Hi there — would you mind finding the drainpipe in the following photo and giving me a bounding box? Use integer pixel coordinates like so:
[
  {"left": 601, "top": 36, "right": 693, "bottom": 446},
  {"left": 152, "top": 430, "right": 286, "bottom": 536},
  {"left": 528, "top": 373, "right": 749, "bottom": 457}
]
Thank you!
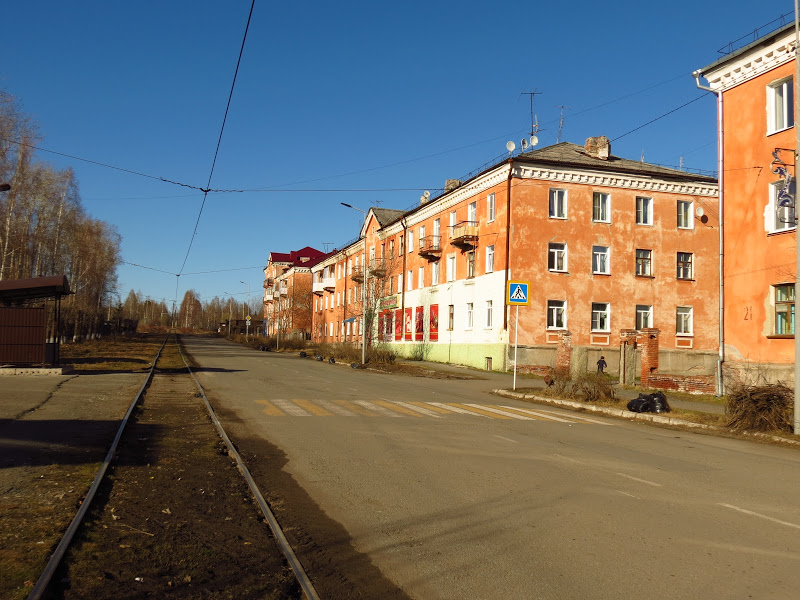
[
  {"left": 400, "top": 217, "right": 408, "bottom": 344},
  {"left": 503, "top": 158, "right": 514, "bottom": 371},
  {"left": 693, "top": 70, "right": 725, "bottom": 396}
]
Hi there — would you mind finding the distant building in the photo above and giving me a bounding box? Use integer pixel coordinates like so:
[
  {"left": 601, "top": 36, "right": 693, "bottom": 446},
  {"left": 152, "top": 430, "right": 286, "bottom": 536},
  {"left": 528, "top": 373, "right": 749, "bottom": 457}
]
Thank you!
[{"left": 694, "top": 22, "right": 796, "bottom": 387}]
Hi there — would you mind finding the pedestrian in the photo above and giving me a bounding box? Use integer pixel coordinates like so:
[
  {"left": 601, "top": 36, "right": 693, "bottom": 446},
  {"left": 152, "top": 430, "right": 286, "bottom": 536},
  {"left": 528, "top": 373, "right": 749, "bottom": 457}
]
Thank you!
[{"left": 596, "top": 355, "right": 607, "bottom": 374}]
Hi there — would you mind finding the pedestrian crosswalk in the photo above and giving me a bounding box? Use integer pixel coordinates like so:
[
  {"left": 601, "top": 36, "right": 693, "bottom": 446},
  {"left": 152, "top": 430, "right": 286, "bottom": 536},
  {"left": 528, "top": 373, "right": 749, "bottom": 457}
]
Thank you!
[{"left": 253, "top": 398, "right": 609, "bottom": 424}]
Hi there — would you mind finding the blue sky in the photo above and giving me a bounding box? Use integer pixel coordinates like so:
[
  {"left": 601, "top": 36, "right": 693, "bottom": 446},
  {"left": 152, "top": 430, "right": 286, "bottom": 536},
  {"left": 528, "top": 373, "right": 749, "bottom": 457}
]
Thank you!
[{"left": 0, "top": 1, "right": 790, "bottom": 310}]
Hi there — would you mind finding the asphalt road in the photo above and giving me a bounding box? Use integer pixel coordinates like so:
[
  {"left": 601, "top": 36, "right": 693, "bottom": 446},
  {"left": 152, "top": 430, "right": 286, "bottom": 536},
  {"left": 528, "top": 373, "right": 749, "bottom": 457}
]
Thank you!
[{"left": 184, "top": 336, "right": 800, "bottom": 600}]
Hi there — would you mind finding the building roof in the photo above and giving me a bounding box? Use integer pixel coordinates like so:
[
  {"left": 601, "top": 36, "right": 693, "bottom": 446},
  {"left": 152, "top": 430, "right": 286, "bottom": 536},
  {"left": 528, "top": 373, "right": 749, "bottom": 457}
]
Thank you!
[
  {"left": 516, "top": 142, "right": 717, "bottom": 183},
  {"left": 371, "top": 208, "right": 406, "bottom": 227},
  {"left": 268, "top": 246, "right": 329, "bottom": 268},
  {"left": 0, "top": 275, "right": 72, "bottom": 304},
  {"left": 697, "top": 22, "right": 793, "bottom": 76}
]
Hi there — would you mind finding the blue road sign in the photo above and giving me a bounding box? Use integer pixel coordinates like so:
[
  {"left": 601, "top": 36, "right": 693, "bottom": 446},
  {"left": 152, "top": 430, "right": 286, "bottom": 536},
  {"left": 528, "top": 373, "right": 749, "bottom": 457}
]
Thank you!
[{"left": 507, "top": 280, "right": 530, "bottom": 305}]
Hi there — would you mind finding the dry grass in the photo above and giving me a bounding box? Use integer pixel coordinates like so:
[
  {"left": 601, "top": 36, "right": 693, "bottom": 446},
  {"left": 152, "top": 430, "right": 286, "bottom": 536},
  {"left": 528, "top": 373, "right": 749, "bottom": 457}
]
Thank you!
[
  {"left": 60, "top": 334, "right": 165, "bottom": 373},
  {"left": 726, "top": 383, "right": 794, "bottom": 433}
]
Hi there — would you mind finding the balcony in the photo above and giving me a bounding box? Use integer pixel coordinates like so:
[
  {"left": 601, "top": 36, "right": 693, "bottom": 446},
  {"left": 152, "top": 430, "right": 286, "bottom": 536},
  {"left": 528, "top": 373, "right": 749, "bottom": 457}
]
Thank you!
[
  {"left": 312, "top": 281, "right": 325, "bottom": 296},
  {"left": 351, "top": 265, "right": 365, "bottom": 283},
  {"left": 264, "top": 291, "right": 274, "bottom": 302},
  {"left": 323, "top": 276, "right": 336, "bottom": 291},
  {"left": 277, "top": 285, "right": 288, "bottom": 296},
  {"left": 263, "top": 277, "right": 274, "bottom": 288},
  {"left": 418, "top": 235, "right": 442, "bottom": 260},
  {"left": 369, "top": 258, "right": 387, "bottom": 277},
  {"left": 451, "top": 221, "right": 479, "bottom": 248}
]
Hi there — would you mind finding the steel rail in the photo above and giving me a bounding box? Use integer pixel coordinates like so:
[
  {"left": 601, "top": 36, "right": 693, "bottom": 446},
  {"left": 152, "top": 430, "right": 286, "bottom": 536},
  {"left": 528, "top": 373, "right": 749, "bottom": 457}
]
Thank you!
[
  {"left": 27, "top": 333, "right": 172, "bottom": 600},
  {"left": 176, "top": 336, "right": 321, "bottom": 600}
]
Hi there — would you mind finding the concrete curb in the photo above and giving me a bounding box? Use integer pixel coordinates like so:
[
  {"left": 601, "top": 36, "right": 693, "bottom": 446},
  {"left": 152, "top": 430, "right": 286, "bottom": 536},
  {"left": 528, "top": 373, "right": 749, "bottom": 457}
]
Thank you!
[
  {"left": 0, "top": 366, "right": 74, "bottom": 376},
  {"left": 492, "top": 388, "right": 800, "bottom": 447}
]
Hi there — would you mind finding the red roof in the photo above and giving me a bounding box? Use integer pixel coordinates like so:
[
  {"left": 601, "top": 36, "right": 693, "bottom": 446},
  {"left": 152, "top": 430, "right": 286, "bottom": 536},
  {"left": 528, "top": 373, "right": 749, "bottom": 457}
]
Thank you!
[{"left": 268, "top": 246, "right": 329, "bottom": 268}]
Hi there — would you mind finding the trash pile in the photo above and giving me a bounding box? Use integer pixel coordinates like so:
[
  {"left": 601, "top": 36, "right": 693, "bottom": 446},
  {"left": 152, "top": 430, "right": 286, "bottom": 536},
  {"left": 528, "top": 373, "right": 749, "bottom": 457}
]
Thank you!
[
  {"left": 627, "top": 391, "right": 670, "bottom": 414},
  {"left": 726, "top": 383, "right": 792, "bottom": 432}
]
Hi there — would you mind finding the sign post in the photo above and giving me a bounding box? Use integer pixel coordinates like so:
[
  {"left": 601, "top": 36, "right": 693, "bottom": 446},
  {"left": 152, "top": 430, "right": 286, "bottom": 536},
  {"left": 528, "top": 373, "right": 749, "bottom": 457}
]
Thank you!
[
  {"left": 506, "top": 281, "right": 530, "bottom": 390},
  {"left": 246, "top": 315, "right": 251, "bottom": 339}
]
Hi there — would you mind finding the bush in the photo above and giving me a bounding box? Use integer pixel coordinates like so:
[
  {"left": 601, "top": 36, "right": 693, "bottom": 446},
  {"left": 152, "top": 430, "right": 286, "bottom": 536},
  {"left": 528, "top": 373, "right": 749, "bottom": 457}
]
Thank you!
[
  {"left": 726, "top": 383, "right": 793, "bottom": 432},
  {"left": 309, "top": 342, "right": 396, "bottom": 365},
  {"left": 572, "top": 373, "right": 616, "bottom": 402}
]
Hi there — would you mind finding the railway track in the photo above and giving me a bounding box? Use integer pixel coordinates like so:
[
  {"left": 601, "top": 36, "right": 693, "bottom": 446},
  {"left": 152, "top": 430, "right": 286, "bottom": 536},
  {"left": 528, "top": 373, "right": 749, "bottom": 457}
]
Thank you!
[{"left": 27, "top": 333, "right": 319, "bottom": 600}]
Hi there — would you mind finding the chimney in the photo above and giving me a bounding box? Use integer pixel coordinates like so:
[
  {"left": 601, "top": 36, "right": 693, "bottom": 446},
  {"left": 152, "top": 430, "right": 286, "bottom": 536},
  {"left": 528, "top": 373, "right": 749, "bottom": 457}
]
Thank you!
[
  {"left": 585, "top": 136, "right": 611, "bottom": 160},
  {"left": 444, "top": 179, "right": 462, "bottom": 193}
]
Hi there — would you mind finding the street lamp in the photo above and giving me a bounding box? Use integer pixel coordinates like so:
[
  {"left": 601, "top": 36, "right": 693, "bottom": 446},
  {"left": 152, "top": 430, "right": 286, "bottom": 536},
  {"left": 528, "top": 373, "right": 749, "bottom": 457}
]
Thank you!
[
  {"left": 341, "top": 202, "right": 368, "bottom": 365},
  {"left": 240, "top": 281, "right": 251, "bottom": 338}
]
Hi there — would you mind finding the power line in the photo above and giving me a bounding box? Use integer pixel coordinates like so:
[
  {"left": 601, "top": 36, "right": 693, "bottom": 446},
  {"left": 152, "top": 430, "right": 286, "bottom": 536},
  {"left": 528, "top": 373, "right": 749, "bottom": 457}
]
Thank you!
[
  {"left": 178, "top": 0, "right": 256, "bottom": 276},
  {"left": 611, "top": 95, "right": 709, "bottom": 142}
]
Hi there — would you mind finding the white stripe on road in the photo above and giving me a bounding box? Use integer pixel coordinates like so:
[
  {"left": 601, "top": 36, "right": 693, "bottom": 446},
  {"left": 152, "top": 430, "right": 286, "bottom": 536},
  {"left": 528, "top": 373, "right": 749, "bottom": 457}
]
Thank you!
[
  {"left": 498, "top": 406, "right": 575, "bottom": 423},
  {"left": 428, "top": 402, "right": 490, "bottom": 417},
  {"left": 494, "top": 435, "right": 519, "bottom": 443},
  {"left": 616, "top": 473, "right": 662, "bottom": 487},
  {"left": 271, "top": 399, "right": 311, "bottom": 416},
  {"left": 315, "top": 398, "right": 357, "bottom": 416},
  {"left": 353, "top": 400, "right": 402, "bottom": 417},
  {"left": 719, "top": 503, "right": 800, "bottom": 531},
  {"left": 504, "top": 406, "right": 611, "bottom": 425},
  {"left": 465, "top": 404, "right": 534, "bottom": 420},
  {"left": 391, "top": 401, "right": 442, "bottom": 417}
]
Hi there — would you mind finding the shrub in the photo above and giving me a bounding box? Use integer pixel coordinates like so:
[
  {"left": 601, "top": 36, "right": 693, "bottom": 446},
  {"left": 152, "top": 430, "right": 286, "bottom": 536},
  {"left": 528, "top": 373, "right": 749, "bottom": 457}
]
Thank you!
[
  {"left": 572, "top": 373, "right": 616, "bottom": 402},
  {"left": 726, "top": 383, "right": 793, "bottom": 432}
]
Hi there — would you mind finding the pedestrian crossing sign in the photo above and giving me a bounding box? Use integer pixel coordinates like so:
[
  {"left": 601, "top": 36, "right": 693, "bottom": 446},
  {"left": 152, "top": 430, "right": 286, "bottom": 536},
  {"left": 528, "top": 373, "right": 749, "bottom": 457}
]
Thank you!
[{"left": 506, "top": 280, "right": 530, "bottom": 305}]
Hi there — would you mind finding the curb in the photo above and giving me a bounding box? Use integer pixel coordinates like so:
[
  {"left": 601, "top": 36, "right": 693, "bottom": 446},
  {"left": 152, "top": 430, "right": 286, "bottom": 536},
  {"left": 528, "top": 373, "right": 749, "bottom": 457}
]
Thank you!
[
  {"left": 0, "top": 366, "right": 74, "bottom": 376},
  {"left": 492, "top": 388, "right": 800, "bottom": 447}
]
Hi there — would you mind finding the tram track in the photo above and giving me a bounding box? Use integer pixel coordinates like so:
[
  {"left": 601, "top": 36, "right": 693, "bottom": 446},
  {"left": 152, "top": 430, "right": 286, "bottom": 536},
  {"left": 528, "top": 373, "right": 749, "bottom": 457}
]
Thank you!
[{"left": 26, "top": 333, "right": 318, "bottom": 600}]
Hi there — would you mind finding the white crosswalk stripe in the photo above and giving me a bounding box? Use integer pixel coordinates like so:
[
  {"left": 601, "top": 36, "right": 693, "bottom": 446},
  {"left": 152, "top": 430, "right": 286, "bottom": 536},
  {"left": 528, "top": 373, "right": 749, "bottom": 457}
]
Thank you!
[
  {"left": 391, "top": 401, "right": 443, "bottom": 417},
  {"left": 353, "top": 399, "right": 402, "bottom": 417},
  {"left": 500, "top": 405, "right": 575, "bottom": 423},
  {"left": 271, "top": 398, "right": 312, "bottom": 416},
  {"left": 315, "top": 398, "right": 358, "bottom": 416},
  {"left": 428, "top": 402, "right": 490, "bottom": 417},
  {"left": 464, "top": 404, "right": 534, "bottom": 420},
  {"left": 504, "top": 406, "right": 611, "bottom": 425}
]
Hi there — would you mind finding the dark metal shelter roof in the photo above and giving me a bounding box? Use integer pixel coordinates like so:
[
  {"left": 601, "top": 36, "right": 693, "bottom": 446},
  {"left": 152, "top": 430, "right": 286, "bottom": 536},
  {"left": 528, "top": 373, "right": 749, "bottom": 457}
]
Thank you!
[{"left": 0, "top": 276, "right": 72, "bottom": 305}]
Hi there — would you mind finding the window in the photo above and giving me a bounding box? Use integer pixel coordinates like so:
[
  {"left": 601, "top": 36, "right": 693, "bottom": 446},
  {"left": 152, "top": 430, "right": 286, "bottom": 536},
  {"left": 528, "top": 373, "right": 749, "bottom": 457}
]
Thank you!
[
  {"left": 468, "top": 201, "right": 477, "bottom": 224},
  {"left": 419, "top": 226, "right": 425, "bottom": 248},
  {"left": 466, "top": 302, "right": 474, "bottom": 329},
  {"left": 399, "top": 236, "right": 404, "bottom": 254},
  {"left": 418, "top": 266, "right": 424, "bottom": 289},
  {"left": 449, "top": 210, "right": 457, "bottom": 236},
  {"left": 446, "top": 254, "right": 456, "bottom": 281},
  {"left": 485, "top": 300, "right": 493, "bottom": 328},
  {"left": 487, "top": 193, "right": 496, "bottom": 222},
  {"left": 398, "top": 273, "right": 403, "bottom": 291},
  {"left": 433, "top": 218, "right": 441, "bottom": 238},
  {"left": 448, "top": 305, "right": 454, "bottom": 330},
  {"left": 593, "top": 192, "right": 610, "bottom": 222},
  {"left": 466, "top": 251, "right": 475, "bottom": 278},
  {"left": 408, "top": 230, "right": 414, "bottom": 253},
  {"left": 636, "top": 249, "right": 652, "bottom": 276},
  {"left": 775, "top": 284, "right": 795, "bottom": 335},
  {"left": 407, "top": 270, "right": 413, "bottom": 291},
  {"left": 388, "top": 276, "right": 394, "bottom": 295},
  {"left": 548, "top": 243, "right": 567, "bottom": 272},
  {"left": 591, "top": 302, "right": 610, "bottom": 332},
  {"left": 486, "top": 245, "right": 495, "bottom": 273},
  {"left": 677, "top": 200, "right": 693, "bottom": 229},
  {"left": 770, "top": 179, "right": 797, "bottom": 232},
  {"left": 549, "top": 188, "right": 567, "bottom": 219},
  {"left": 636, "top": 196, "right": 653, "bottom": 225},
  {"left": 324, "top": 296, "right": 328, "bottom": 309},
  {"left": 768, "top": 77, "right": 794, "bottom": 133},
  {"left": 677, "top": 252, "right": 693, "bottom": 280},
  {"left": 389, "top": 239, "right": 395, "bottom": 258},
  {"left": 676, "top": 306, "right": 693, "bottom": 335},
  {"left": 636, "top": 304, "right": 652, "bottom": 329},
  {"left": 547, "top": 300, "right": 566, "bottom": 329},
  {"left": 592, "top": 245, "right": 610, "bottom": 274},
  {"left": 431, "top": 261, "right": 440, "bottom": 284}
]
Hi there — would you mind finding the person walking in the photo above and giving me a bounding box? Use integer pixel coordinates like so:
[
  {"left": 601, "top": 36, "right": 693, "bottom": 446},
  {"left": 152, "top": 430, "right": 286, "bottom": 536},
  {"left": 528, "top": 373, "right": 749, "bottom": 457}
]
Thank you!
[{"left": 596, "top": 356, "right": 607, "bottom": 374}]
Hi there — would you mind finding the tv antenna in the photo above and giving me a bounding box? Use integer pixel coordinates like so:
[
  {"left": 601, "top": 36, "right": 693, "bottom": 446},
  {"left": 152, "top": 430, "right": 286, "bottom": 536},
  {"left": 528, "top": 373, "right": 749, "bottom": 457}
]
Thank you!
[
  {"left": 555, "top": 105, "right": 570, "bottom": 143},
  {"left": 322, "top": 242, "right": 334, "bottom": 252},
  {"left": 521, "top": 90, "right": 544, "bottom": 136}
]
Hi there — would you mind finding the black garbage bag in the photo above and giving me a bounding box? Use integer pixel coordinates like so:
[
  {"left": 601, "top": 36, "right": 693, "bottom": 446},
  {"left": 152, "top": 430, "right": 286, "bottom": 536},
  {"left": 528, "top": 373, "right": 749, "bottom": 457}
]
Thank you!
[{"left": 627, "top": 391, "right": 670, "bottom": 414}]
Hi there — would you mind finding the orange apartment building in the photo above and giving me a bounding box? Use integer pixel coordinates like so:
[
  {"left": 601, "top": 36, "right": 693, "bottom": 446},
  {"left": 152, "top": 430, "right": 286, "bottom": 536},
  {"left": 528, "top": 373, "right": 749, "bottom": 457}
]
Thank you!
[
  {"left": 695, "top": 22, "right": 796, "bottom": 386},
  {"left": 263, "top": 246, "right": 328, "bottom": 340},
  {"left": 308, "top": 138, "right": 719, "bottom": 380}
]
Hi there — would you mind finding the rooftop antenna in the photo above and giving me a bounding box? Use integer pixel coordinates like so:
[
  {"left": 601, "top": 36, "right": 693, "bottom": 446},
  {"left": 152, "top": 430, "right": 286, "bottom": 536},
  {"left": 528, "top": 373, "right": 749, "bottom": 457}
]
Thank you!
[
  {"left": 679, "top": 155, "right": 684, "bottom": 171},
  {"left": 506, "top": 140, "right": 516, "bottom": 156},
  {"left": 322, "top": 242, "right": 334, "bottom": 252},
  {"left": 555, "top": 105, "right": 570, "bottom": 143},
  {"left": 641, "top": 150, "right": 645, "bottom": 163},
  {"left": 521, "top": 90, "right": 544, "bottom": 137}
]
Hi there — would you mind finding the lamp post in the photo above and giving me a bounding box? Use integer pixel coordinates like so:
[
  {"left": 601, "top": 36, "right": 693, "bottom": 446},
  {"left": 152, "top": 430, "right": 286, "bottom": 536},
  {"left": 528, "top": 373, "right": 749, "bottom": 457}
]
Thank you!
[
  {"left": 341, "top": 202, "right": 368, "bottom": 365},
  {"left": 794, "top": 0, "right": 800, "bottom": 434},
  {"left": 240, "top": 280, "right": 251, "bottom": 339}
]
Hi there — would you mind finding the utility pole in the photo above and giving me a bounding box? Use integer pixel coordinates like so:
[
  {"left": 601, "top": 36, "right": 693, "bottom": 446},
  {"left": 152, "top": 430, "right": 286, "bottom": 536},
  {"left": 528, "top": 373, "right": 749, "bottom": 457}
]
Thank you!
[
  {"left": 342, "top": 202, "right": 369, "bottom": 365},
  {"left": 794, "top": 0, "right": 800, "bottom": 435}
]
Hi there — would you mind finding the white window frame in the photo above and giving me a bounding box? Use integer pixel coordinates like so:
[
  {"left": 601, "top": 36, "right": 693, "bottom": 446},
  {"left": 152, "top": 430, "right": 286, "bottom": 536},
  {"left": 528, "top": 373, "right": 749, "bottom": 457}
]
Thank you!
[
  {"left": 487, "top": 193, "right": 496, "bottom": 222},
  {"left": 769, "top": 179, "right": 797, "bottom": 232},
  {"left": 677, "top": 200, "right": 693, "bottom": 229},
  {"left": 407, "top": 270, "right": 413, "bottom": 291},
  {"left": 448, "top": 304, "right": 454, "bottom": 330},
  {"left": 768, "top": 76, "right": 794, "bottom": 134},
  {"left": 433, "top": 218, "right": 441, "bottom": 238},
  {"left": 465, "top": 302, "right": 474, "bottom": 329},
  {"left": 547, "top": 300, "right": 566, "bottom": 329},
  {"left": 636, "top": 196, "right": 653, "bottom": 225},
  {"left": 592, "top": 192, "right": 610, "bottom": 223},
  {"left": 485, "top": 300, "right": 493, "bottom": 328},
  {"left": 449, "top": 210, "right": 457, "bottom": 236},
  {"left": 431, "top": 260, "right": 440, "bottom": 285},
  {"left": 775, "top": 284, "right": 795, "bottom": 335},
  {"left": 636, "top": 249, "right": 653, "bottom": 277},
  {"left": 591, "top": 302, "right": 610, "bottom": 332},
  {"left": 677, "top": 252, "right": 693, "bottom": 280},
  {"left": 468, "top": 201, "right": 477, "bottom": 224},
  {"left": 486, "top": 245, "right": 495, "bottom": 273},
  {"left": 408, "top": 230, "right": 414, "bottom": 253},
  {"left": 446, "top": 254, "right": 456, "bottom": 282},
  {"left": 548, "top": 242, "right": 567, "bottom": 272},
  {"left": 676, "top": 306, "right": 693, "bottom": 336},
  {"left": 419, "top": 225, "right": 425, "bottom": 249},
  {"left": 636, "top": 304, "right": 653, "bottom": 329},
  {"left": 418, "top": 266, "right": 424, "bottom": 289},
  {"left": 398, "top": 273, "right": 403, "bottom": 291},
  {"left": 592, "top": 245, "right": 610, "bottom": 274},
  {"left": 549, "top": 188, "right": 567, "bottom": 219}
]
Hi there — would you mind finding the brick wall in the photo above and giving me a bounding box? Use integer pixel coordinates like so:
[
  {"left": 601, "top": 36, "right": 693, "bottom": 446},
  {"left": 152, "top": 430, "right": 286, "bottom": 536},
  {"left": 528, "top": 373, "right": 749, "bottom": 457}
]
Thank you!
[
  {"left": 639, "top": 328, "right": 659, "bottom": 386},
  {"left": 556, "top": 330, "right": 572, "bottom": 373},
  {"left": 646, "top": 373, "right": 716, "bottom": 394}
]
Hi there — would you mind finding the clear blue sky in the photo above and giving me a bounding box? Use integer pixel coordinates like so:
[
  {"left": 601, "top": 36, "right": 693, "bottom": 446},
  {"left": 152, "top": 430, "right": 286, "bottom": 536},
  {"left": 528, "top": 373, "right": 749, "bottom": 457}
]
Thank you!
[{"left": 0, "top": 1, "right": 789, "bottom": 310}]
